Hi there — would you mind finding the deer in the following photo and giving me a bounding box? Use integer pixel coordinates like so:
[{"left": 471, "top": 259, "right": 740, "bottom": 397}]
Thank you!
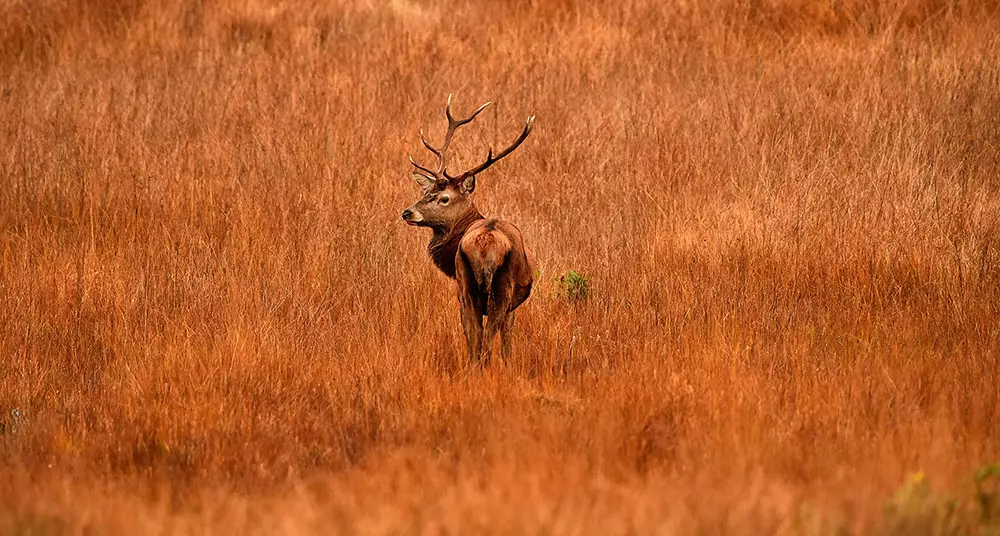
[{"left": 402, "top": 95, "right": 536, "bottom": 365}]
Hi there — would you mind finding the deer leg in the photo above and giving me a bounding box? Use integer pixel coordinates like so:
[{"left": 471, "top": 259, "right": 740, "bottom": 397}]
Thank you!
[
  {"left": 499, "top": 311, "right": 516, "bottom": 361},
  {"left": 459, "top": 301, "right": 482, "bottom": 364},
  {"left": 484, "top": 289, "right": 513, "bottom": 365},
  {"left": 456, "top": 254, "right": 484, "bottom": 364},
  {"left": 482, "top": 312, "right": 504, "bottom": 366}
]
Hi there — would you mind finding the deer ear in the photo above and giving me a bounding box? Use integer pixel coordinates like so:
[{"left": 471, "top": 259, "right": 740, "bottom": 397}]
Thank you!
[
  {"left": 411, "top": 171, "right": 437, "bottom": 191},
  {"left": 460, "top": 175, "right": 476, "bottom": 195}
]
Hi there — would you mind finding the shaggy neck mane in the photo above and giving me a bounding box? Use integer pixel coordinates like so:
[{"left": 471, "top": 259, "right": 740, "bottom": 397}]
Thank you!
[{"left": 428, "top": 206, "right": 484, "bottom": 278}]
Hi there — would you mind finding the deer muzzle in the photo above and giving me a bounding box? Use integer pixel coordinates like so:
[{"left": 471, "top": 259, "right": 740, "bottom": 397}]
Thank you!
[{"left": 402, "top": 208, "right": 423, "bottom": 225}]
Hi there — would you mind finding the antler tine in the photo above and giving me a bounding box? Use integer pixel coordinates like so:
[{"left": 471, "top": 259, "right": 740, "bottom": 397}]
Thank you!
[
  {"left": 445, "top": 94, "right": 491, "bottom": 128},
  {"left": 439, "top": 94, "right": 491, "bottom": 169},
  {"left": 410, "top": 95, "right": 492, "bottom": 180},
  {"left": 408, "top": 155, "right": 439, "bottom": 180},
  {"left": 447, "top": 115, "right": 535, "bottom": 183},
  {"left": 419, "top": 129, "right": 441, "bottom": 158}
]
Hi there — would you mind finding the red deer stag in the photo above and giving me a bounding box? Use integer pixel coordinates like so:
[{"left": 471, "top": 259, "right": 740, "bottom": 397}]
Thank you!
[{"left": 402, "top": 95, "right": 536, "bottom": 364}]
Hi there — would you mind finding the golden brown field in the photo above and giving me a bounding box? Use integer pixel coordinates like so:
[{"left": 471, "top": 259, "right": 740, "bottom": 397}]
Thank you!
[{"left": 2, "top": 0, "right": 999, "bottom": 533}]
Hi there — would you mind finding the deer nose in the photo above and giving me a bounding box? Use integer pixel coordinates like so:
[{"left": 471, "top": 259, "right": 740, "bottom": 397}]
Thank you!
[{"left": 402, "top": 209, "right": 413, "bottom": 221}]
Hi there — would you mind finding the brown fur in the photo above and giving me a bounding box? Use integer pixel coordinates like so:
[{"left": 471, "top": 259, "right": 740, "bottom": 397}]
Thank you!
[
  {"left": 427, "top": 207, "right": 484, "bottom": 278},
  {"left": 403, "top": 182, "right": 535, "bottom": 364},
  {"left": 455, "top": 218, "right": 535, "bottom": 363},
  {"left": 402, "top": 96, "right": 536, "bottom": 364}
]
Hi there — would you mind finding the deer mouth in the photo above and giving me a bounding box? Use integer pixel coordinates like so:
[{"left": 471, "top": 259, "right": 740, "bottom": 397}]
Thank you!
[{"left": 402, "top": 208, "right": 423, "bottom": 225}]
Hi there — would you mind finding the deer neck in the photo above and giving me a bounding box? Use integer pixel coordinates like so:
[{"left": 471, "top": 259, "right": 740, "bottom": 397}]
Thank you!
[{"left": 428, "top": 206, "right": 484, "bottom": 278}]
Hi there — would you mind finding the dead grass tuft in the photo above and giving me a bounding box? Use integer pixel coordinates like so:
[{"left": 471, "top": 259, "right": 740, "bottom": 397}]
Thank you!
[{"left": 1, "top": 0, "right": 999, "bottom": 533}]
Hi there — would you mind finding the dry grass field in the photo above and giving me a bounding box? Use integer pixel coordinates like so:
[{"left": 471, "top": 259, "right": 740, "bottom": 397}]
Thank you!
[{"left": 2, "top": 0, "right": 999, "bottom": 533}]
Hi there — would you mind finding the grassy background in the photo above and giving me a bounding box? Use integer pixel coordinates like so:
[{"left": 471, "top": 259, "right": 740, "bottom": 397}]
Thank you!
[{"left": 1, "top": 0, "right": 998, "bottom": 533}]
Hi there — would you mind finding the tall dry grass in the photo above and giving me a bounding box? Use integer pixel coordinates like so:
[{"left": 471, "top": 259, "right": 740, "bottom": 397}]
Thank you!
[{"left": 1, "top": 0, "right": 999, "bottom": 533}]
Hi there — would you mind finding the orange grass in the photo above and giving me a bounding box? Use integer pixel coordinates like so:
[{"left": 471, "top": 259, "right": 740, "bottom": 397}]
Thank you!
[{"left": 1, "top": 0, "right": 999, "bottom": 533}]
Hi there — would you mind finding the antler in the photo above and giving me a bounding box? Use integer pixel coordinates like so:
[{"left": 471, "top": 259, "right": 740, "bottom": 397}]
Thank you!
[
  {"left": 409, "top": 94, "right": 491, "bottom": 183},
  {"left": 446, "top": 115, "right": 535, "bottom": 183}
]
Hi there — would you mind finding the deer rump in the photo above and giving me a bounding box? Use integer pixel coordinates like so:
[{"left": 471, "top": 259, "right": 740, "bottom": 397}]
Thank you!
[{"left": 456, "top": 219, "right": 533, "bottom": 317}]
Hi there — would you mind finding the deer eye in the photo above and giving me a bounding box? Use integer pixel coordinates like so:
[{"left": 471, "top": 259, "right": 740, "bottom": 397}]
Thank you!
[{"left": 439, "top": 196, "right": 450, "bottom": 205}]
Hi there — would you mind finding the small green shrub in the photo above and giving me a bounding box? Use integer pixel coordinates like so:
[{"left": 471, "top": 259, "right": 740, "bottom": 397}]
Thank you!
[
  {"left": 875, "top": 465, "right": 1000, "bottom": 536},
  {"left": 975, "top": 463, "right": 1000, "bottom": 528},
  {"left": 882, "top": 472, "right": 964, "bottom": 536},
  {"left": 554, "top": 270, "right": 589, "bottom": 302}
]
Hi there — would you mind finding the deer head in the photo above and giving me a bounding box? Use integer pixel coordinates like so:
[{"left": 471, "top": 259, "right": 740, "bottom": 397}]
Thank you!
[{"left": 402, "top": 95, "right": 534, "bottom": 230}]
